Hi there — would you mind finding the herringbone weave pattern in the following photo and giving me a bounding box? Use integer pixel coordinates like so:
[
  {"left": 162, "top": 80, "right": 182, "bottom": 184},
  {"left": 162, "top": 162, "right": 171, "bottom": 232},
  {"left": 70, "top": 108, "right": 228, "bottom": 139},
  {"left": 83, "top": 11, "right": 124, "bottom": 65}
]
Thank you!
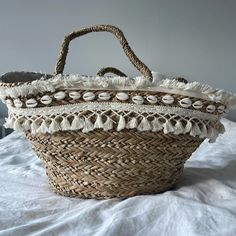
[{"left": 27, "top": 130, "right": 202, "bottom": 199}]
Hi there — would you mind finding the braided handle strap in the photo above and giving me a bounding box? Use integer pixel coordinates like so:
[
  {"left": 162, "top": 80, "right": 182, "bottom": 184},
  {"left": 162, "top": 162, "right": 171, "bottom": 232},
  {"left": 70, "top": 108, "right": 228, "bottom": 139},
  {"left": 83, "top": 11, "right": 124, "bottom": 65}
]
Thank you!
[
  {"left": 55, "top": 25, "right": 152, "bottom": 79},
  {"left": 97, "top": 67, "right": 127, "bottom": 77}
]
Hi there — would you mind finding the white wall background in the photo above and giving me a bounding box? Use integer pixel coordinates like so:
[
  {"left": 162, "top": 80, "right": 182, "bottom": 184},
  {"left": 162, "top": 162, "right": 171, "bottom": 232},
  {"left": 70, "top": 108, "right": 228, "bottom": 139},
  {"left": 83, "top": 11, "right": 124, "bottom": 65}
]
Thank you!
[{"left": 0, "top": 0, "right": 235, "bottom": 120}]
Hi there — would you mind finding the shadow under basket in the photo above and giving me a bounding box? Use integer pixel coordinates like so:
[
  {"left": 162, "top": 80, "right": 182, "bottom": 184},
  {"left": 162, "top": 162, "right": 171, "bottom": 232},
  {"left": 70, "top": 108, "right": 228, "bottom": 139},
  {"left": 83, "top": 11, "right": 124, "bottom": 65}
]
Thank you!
[{"left": 26, "top": 130, "right": 202, "bottom": 199}]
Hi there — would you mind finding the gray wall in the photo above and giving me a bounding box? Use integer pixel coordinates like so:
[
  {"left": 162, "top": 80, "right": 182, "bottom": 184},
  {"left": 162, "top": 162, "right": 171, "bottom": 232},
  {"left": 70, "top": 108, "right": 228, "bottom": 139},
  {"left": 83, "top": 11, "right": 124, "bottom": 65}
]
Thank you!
[{"left": 0, "top": 0, "right": 235, "bottom": 120}]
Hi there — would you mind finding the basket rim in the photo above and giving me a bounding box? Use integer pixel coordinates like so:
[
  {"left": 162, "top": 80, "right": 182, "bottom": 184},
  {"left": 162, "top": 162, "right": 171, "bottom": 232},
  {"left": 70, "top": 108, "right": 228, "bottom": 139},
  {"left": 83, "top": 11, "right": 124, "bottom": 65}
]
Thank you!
[{"left": 0, "top": 71, "right": 236, "bottom": 108}]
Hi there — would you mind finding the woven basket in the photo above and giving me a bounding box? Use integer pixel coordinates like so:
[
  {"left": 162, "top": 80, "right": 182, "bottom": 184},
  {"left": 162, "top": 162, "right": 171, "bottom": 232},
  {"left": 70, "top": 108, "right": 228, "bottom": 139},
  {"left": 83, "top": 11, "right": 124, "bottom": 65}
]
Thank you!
[{"left": 0, "top": 24, "right": 235, "bottom": 199}]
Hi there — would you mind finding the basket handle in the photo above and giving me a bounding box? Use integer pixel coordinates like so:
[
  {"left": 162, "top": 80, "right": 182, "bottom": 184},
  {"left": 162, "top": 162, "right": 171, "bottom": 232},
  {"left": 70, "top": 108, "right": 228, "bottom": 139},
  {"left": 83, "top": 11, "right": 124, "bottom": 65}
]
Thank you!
[
  {"left": 96, "top": 67, "right": 127, "bottom": 77},
  {"left": 54, "top": 24, "right": 152, "bottom": 79}
]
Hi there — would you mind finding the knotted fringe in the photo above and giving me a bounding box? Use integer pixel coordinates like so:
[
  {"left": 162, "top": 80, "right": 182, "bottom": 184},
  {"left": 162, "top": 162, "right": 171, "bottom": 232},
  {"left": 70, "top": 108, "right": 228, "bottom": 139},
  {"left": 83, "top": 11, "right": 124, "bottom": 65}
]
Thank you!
[
  {"left": 82, "top": 118, "right": 94, "bottom": 133},
  {"left": 151, "top": 118, "right": 163, "bottom": 132},
  {"left": 4, "top": 116, "right": 14, "bottom": 129},
  {"left": 126, "top": 117, "right": 138, "bottom": 129},
  {"left": 71, "top": 116, "right": 84, "bottom": 130},
  {"left": 61, "top": 117, "right": 71, "bottom": 131},
  {"left": 184, "top": 120, "right": 192, "bottom": 134},
  {"left": 38, "top": 120, "right": 49, "bottom": 134},
  {"left": 3, "top": 114, "right": 224, "bottom": 142},
  {"left": 94, "top": 114, "right": 104, "bottom": 129},
  {"left": 174, "top": 120, "right": 185, "bottom": 135},
  {"left": 137, "top": 117, "right": 152, "bottom": 131},
  {"left": 103, "top": 117, "right": 113, "bottom": 131},
  {"left": 31, "top": 120, "right": 40, "bottom": 135},
  {"left": 190, "top": 123, "right": 201, "bottom": 137},
  {"left": 49, "top": 119, "right": 60, "bottom": 133},
  {"left": 163, "top": 120, "right": 175, "bottom": 134},
  {"left": 199, "top": 123, "right": 208, "bottom": 139},
  {"left": 117, "top": 115, "right": 126, "bottom": 131},
  {"left": 23, "top": 119, "right": 31, "bottom": 131},
  {"left": 13, "top": 119, "right": 23, "bottom": 130}
]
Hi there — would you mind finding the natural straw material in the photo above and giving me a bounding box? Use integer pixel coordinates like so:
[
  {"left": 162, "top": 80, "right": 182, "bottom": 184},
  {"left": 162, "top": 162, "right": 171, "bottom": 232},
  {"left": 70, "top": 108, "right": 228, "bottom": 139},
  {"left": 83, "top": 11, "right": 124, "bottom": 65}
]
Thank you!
[
  {"left": 55, "top": 24, "right": 153, "bottom": 79},
  {"left": 97, "top": 67, "right": 127, "bottom": 77},
  {"left": 27, "top": 130, "right": 202, "bottom": 199}
]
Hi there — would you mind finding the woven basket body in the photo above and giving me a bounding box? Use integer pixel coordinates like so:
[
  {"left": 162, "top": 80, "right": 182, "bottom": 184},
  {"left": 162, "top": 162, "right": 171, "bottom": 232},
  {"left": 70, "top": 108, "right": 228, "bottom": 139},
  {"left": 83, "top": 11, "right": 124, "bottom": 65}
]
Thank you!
[
  {"left": 27, "top": 131, "right": 201, "bottom": 199},
  {"left": 0, "top": 24, "right": 233, "bottom": 199}
]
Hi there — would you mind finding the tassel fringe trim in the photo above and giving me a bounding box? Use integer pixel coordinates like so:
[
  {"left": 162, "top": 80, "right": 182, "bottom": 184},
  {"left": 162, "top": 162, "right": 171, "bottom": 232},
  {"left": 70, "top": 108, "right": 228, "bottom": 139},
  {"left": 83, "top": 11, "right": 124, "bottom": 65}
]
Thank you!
[{"left": 4, "top": 113, "right": 225, "bottom": 142}]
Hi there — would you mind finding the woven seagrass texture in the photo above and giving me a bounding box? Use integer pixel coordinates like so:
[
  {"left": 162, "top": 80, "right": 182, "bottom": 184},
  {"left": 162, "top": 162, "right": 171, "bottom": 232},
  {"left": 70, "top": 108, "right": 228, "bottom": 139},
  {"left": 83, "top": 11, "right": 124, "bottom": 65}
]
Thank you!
[
  {"left": 27, "top": 130, "right": 202, "bottom": 199},
  {"left": 54, "top": 24, "right": 153, "bottom": 78},
  {"left": 96, "top": 67, "right": 127, "bottom": 77}
]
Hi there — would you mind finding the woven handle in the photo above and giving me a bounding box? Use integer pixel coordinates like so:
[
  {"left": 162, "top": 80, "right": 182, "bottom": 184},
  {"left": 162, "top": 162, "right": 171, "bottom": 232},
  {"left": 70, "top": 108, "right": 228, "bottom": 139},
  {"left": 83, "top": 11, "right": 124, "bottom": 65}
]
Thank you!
[
  {"left": 97, "top": 67, "right": 127, "bottom": 77},
  {"left": 55, "top": 24, "right": 152, "bottom": 79}
]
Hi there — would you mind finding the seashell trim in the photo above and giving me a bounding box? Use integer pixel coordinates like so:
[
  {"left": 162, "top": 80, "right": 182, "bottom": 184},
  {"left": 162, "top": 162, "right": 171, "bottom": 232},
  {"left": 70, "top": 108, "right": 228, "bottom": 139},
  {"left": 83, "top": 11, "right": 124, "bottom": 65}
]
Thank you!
[{"left": 3, "top": 90, "right": 227, "bottom": 114}]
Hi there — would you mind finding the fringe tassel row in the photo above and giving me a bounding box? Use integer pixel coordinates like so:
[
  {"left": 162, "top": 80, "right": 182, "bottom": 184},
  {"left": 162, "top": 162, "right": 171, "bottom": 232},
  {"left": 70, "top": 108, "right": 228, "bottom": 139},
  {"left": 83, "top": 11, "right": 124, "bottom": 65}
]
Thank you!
[{"left": 4, "top": 114, "right": 225, "bottom": 142}]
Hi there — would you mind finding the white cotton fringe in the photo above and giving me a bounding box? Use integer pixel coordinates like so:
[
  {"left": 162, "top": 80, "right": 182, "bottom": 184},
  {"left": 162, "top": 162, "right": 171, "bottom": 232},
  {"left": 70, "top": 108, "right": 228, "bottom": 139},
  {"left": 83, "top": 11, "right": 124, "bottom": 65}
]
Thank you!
[
  {"left": 0, "top": 71, "right": 236, "bottom": 109},
  {"left": 4, "top": 113, "right": 225, "bottom": 143}
]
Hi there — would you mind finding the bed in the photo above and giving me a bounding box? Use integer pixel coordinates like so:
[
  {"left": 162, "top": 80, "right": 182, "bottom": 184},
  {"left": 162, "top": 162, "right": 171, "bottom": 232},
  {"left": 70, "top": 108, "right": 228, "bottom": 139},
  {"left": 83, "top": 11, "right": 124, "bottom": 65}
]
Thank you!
[{"left": 0, "top": 118, "right": 236, "bottom": 236}]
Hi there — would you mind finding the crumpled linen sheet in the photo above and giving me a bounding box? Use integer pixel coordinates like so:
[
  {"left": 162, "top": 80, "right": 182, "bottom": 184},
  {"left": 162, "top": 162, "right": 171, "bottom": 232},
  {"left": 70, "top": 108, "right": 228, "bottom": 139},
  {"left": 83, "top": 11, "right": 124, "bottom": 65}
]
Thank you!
[{"left": 0, "top": 118, "right": 236, "bottom": 236}]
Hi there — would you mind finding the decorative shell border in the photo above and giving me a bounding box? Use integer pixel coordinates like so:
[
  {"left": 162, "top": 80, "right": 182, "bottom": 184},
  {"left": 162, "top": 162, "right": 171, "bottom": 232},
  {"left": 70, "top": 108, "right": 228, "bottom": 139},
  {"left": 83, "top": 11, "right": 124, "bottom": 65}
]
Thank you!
[
  {"left": 0, "top": 72, "right": 236, "bottom": 109},
  {"left": 4, "top": 90, "right": 226, "bottom": 115}
]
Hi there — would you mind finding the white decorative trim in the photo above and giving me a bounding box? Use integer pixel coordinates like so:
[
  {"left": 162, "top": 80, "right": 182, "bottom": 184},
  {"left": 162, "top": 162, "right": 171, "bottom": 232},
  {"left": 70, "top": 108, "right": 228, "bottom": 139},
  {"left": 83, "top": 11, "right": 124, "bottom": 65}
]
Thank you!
[
  {"left": 1, "top": 72, "right": 236, "bottom": 108},
  {"left": 9, "top": 102, "right": 219, "bottom": 120},
  {"left": 4, "top": 102, "right": 224, "bottom": 142}
]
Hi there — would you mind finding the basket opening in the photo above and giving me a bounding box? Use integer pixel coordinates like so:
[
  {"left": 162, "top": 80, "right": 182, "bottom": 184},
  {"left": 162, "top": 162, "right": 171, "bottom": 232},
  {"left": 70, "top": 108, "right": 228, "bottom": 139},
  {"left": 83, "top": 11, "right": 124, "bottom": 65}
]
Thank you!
[{"left": 0, "top": 72, "right": 52, "bottom": 84}]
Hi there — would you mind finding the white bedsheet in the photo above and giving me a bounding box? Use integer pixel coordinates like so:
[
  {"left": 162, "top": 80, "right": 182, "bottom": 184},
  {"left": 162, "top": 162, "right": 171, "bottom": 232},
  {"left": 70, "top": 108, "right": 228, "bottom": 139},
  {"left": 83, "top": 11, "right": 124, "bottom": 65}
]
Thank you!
[{"left": 0, "top": 118, "right": 236, "bottom": 236}]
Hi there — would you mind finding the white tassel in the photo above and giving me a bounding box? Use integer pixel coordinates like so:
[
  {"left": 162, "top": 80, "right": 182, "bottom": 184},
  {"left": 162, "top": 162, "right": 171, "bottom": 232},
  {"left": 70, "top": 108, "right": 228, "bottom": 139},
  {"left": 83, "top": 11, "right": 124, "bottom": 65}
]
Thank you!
[
  {"left": 207, "top": 126, "right": 218, "bottom": 143},
  {"left": 82, "top": 118, "right": 94, "bottom": 133},
  {"left": 31, "top": 121, "right": 40, "bottom": 134},
  {"left": 13, "top": 119, "right": 22, "bottom": 130},
  {"left": 38, "top": 120, "right": 49, "bottom": 134},
  {"left": 4, "top": 117, "right": 14, "bottom": 129},
  {"left": 23, "top": 119, "right": 31, "bottom": 131},
  {"left": 103, "top": 117, "right": 113, "bottom": 131},
  {"left": 61, "top": 117, "right": 71, "bottom": 131},
  {"left": 94, "top": 114, "right": 104, "bottom": 129},
  {"left": 207, "top": 126, "right": 214, "bottom": 139},
  {"left": 126, "top": 117, "right": 138, "bottom": 129},
  {"left": 117, "top": 115, "right": 126, "bottom": 131},
  {"left": 48, "top": 119, "right": 61, "bottom": 133},
  {"left": 71, "top": 116, "right": 84, "bottom": 130},
  {"left": 184, "top": 120, "right": 192, "bottom": 134},
  {"left": 163, "top": 120, "right": 175, "bottom": 134},
  {"left": 174, "top": 120, "right": 185, "bottom": 135},
  {"left": 218, "top": 122, "right": 225, "bottom": 134},
  {"left": 137, "top": 117, "right": 151, "bottom": 131},
  {"left": 190, "top": 123, "right": 201, "bottom": 137},
  {"left": 199, "top": 123, "right": 207, "bottom": 139},
  {"left": 151, "top": 118, "right": 163, "bottom": 132}
]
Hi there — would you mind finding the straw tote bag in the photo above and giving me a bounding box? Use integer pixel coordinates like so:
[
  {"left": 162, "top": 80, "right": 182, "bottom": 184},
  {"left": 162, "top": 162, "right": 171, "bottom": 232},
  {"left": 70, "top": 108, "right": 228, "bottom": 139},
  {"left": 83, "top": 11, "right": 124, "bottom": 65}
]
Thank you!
[{"left": 0, "top": 25, "right": 235, "bottom": 199}]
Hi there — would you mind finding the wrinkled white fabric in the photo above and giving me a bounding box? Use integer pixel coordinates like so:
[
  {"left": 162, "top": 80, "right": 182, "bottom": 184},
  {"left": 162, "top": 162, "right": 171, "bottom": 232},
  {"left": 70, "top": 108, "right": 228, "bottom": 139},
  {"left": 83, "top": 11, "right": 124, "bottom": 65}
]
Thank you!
[{"left": 0, "top": 118, "right": 236, "bottom": 236}]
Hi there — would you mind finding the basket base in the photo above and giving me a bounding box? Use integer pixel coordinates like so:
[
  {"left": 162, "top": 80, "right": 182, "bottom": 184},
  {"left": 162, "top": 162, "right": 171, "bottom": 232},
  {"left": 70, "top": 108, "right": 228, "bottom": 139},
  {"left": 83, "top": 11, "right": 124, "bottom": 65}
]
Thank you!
[{"left": 27, "top": 130, "right": 202, "bottom": 199}]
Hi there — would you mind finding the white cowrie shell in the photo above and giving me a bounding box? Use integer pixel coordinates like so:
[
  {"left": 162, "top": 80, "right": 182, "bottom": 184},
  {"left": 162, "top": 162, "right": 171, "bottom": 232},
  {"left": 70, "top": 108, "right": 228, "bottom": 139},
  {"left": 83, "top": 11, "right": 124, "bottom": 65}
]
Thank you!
[
  {"left": 14, "top": 99, "right": 23, "bottom": 108},
  {"left": 217, "top": 105, "right": 225, "bottom": 113},
  {"left": 98, "top": 92, "right": 111, "bottom": 101},
  {"left": 54, "top": 91, "right": 66, "bottom": 100},
  {"left": 40, "top": 95, "right": 52, "bottom": 105},
  {"left": 132, "top": 95, "right": 144, "bottom": 105},
  {"left": 206, "top": 105, "right": 216, "bottom": 113},
  {"left": 192, "top": 100, "right": 203, "bottom": 109},
  {"left": 69, "top": 91, "right": 81, "bottom": 100},
  {"left": 26, "top": 98, "right": 38, "bottom": 108},
  {"left": 179, "top": 98, "right": 192, "bottom": 108},
  {"left": 147, "top": 95, "right": 157, "bottom": 104},
  {"left": 162, "top": 95, "right": 174, "bottom": 104},
  {"left": 83, "top": 92, "right": 95, "bottom": 101},
  {"left": 5, "top": 99, "right": 13, "bottom": 106},
  {"left": 116, "top": 92, "right": 129, "bottom": 101}
]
